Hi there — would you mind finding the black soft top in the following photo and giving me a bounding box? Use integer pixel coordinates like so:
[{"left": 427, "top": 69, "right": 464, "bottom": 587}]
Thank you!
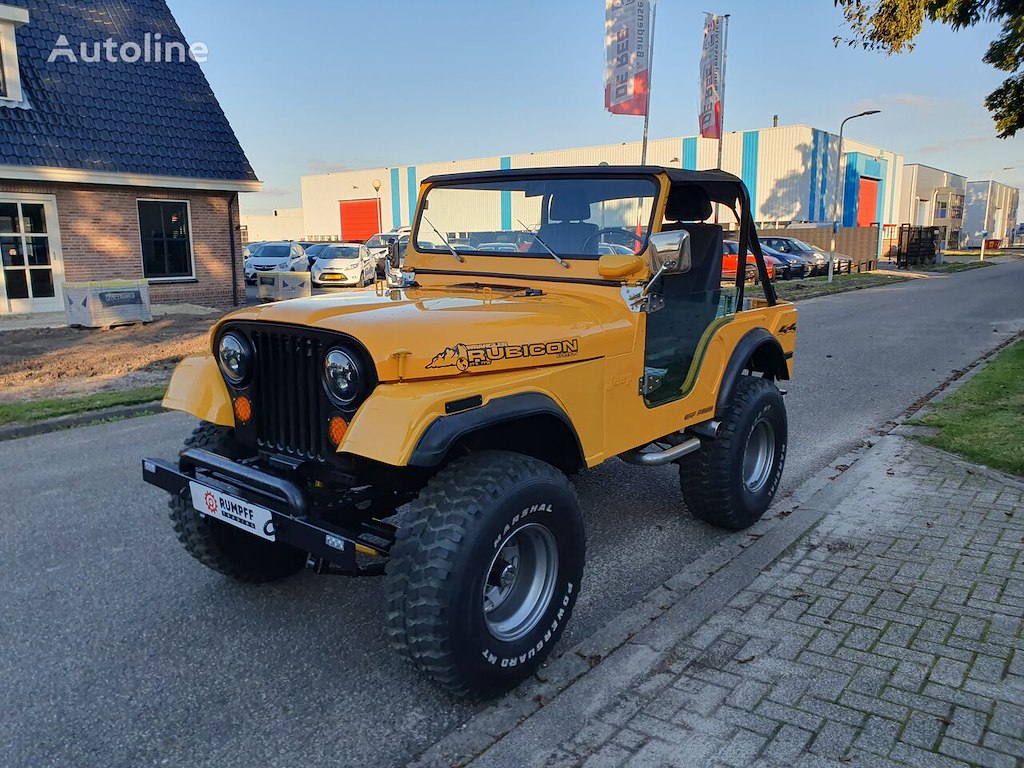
[{"left": 421, "top": 166, "right": 747, "bottom": 206}]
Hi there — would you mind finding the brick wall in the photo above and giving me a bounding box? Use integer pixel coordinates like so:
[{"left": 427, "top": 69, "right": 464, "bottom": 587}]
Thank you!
[{"left": 0, "top": 179, "right": 244, "bottom": 308}]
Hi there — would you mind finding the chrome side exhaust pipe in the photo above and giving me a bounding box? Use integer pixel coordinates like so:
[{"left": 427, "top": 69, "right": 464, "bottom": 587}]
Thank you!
[{"left": 620, "top": 436, "right": 702, "bottom": 466}]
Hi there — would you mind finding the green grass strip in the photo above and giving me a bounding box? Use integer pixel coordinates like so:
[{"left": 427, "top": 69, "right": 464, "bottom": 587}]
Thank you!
[
  {"left": 914, "top": 341, "right": 1024, "bottom": 476},
  {"left": 0, "top": 385, "right": 166, "bottom": 426}
]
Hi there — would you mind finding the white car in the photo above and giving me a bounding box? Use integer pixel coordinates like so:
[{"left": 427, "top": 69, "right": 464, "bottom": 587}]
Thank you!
[
  {"left": 311, "top": 243, "right": 376, "bottom": 287},
  {"left": 245, "top": 242, "right": 308, "bottom": 283}
]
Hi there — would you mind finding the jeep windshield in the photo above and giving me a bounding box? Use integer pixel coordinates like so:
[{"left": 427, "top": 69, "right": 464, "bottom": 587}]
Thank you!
[{"left": 414, "top": 177, "right": 657, "bottom": 259}]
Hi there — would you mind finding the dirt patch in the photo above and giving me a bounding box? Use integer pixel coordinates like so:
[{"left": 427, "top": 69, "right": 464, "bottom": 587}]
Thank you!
[{"left": 0, "top": 315, "right": 217, "bottom": 404}]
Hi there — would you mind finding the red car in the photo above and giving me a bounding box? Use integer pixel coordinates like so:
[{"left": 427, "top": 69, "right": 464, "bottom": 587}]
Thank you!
[{"left": 723, "top": 240, "right": 775, "bottom": 282}]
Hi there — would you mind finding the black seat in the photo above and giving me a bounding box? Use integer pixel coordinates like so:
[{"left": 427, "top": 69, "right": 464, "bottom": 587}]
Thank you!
[
  {"left": 644, "top": 185, "right": 726, "bottom": 400},
  {"left": 534, "top": 191, "right": 599, "bottom": 255}
]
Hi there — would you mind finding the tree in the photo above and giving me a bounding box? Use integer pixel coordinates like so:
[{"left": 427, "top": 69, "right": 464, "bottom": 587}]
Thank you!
[{"left": 833, "top": 0, "right": 1024, "bottom": 138}]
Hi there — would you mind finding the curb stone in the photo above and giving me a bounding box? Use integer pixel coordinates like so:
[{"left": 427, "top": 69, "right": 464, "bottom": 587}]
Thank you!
[{"left": 0, "top": 401, "right": 165, "bottom": 441}]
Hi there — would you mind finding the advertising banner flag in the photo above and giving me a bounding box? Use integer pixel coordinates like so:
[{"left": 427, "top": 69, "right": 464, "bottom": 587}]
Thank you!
[
  {"left": 605, "top": 0, "right": 651, "bottom": 116},
  {"left": 699, "top": 13, "right": 725, "bottom": 139}
]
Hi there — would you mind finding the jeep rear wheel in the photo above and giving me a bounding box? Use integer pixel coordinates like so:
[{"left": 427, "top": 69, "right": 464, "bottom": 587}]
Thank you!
[
  {"left": 679, "top": 376, "right": 787, "bottom": 530},
  {"left": 384, "top": 451, "right": 585, "bottom": 697},
  {"left": 168, "top": 422, "right": 308, "bottom": 583}
]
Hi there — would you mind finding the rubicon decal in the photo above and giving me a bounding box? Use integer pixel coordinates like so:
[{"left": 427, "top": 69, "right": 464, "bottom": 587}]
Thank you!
[{"left": 426, "top": 339, "right": 580, "bottom": 371}]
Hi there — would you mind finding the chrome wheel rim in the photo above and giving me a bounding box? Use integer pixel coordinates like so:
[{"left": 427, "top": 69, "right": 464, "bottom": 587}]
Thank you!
[
  {"left": 483, "top": 523, "right": 559, "bottom": 642},
  {"left": 743, "top": 419, "right": 775, "bottom": 494}
]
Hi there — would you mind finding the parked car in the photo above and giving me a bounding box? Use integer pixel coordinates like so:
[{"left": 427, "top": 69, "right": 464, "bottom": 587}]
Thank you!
[
  {"left": 303, "top": 243, "right": 332, "bottom": 269},
  {"left": 310, "top": 243, "right": 375, "bottom": 287},
  {"left": 244, "top": 242, "right": 307, "bottom": 284},
  {"left": 758, "top": 237, "right": 851, "bottom": 276},
  {"left": 760, "top": 244, "right": 810, "bottom": 279},
  {"left": 723, "top": 241, "right": 774, "bottom": 282}
]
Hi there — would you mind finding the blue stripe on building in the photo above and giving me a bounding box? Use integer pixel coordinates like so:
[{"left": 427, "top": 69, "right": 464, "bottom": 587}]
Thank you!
[
  {"left": 818, "top": 133, "right": 831, "bottom": 222},
  {"left": 876, "top": 158, "right": 888, "bottom": 225},
  {"left": 500, "top": 156, "right": 512, "bottom": 230},
  {"left": 741, "top": 131, "right": 759, "bottom": 215},
  {"left": 406, "top": 166, "right": 418, "bottom": 227},
  {"left": 390, "top": 167, "right": 401, "bottom": 228},
  {"left": 682, "top": 137, "right": 697, "bottom": 170},
  {"left": 808, "top": 130, "right": 821, "bottom": 221}
]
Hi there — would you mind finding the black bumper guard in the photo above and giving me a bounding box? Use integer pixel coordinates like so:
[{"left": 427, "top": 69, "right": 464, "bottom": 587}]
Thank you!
[{"left": 142, "top": 448, "right": 389, "bottom": 574}]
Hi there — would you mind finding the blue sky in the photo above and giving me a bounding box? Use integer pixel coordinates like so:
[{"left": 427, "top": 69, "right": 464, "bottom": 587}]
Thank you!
[{"left": 169, "top": 0, "right": 1024, "bottom": 214}]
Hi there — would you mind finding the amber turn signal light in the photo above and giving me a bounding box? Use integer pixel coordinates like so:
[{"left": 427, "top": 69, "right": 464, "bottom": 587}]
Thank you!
[
  {"left": 233, "top": 395, "right": 252, "bottom": 424},
  {"left": 328, "top": 415, "right": 348, "bottom": 446}
]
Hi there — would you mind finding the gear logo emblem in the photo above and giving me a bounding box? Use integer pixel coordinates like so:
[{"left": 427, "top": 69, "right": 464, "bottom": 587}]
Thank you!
[{"left": 203, "top": 491, "right": 218, "bottom": 514}]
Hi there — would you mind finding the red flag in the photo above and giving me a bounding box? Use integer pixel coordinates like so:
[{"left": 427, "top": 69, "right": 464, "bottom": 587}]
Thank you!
[{"left": 699, "top": 14, "right": 725, "bottom": 139}]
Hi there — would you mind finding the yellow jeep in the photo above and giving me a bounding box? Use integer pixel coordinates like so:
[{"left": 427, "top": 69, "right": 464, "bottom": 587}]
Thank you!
[{"left": 142, "top": 166, "right": 797, "bottom": 696}]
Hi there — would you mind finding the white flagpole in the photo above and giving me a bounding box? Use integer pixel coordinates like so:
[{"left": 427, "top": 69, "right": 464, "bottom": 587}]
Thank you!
[{"left": 641, "top": 0, "right": 658, "bottom": 165}]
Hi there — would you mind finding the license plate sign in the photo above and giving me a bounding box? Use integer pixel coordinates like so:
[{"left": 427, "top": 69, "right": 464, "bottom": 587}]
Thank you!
[
  {"left": 321, "top": 274, "right": 342, "bottom": 280},
  {"left": 189, "top": 481, "right": 276, "bottom": 541}
]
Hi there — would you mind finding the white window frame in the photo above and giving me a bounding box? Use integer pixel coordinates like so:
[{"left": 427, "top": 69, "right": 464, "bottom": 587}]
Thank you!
[
  {"left": 0, "top": 192, "right": 66, "bottom": 314},
  {"left": 136, "top": 198, "right": 197, "bottom": 283},
  {"left": 0, "top": 5, "right": 29, "bottom": 104}
]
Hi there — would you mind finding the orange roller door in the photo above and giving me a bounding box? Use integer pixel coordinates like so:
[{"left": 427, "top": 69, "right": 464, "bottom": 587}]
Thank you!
[
  {"left": 339, "top": 199, "right": 381, "bottom": 242},
  {"left": 857, "top": 179, "right": 879, "bottom": 227}
]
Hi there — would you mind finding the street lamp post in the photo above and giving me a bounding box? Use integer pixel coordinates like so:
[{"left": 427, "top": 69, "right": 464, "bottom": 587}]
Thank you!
[
  {"left": 980, "top": 166, "right": 1013, "bottom": 261},
  {"left": 372, "top": 178, "right": 383, "bottom": 234},
  {"left": 829, "top": 109, "right": 881, "bottom": 283}
]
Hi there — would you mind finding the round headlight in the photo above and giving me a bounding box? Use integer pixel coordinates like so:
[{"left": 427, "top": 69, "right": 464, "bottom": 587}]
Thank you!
[
  {"left": 324, "top": 349, "right": 361, "bottom": 405},
  {"left": 218, "top": 333, "right": 251, "bottom": 384}
]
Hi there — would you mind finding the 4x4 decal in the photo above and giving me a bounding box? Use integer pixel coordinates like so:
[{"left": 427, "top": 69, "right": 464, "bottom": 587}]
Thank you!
[{"left": 426, "top": 339, "right": 580, "bottom": 371}]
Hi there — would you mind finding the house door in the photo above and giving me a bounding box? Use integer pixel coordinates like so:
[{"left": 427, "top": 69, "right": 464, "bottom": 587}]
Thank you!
[{"left": 0, "top": 195, "right": 65, "bottom": 314}]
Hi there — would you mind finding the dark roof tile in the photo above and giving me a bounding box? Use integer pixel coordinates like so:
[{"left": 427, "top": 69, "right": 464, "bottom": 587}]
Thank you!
[{"left": 0, "top": 0, "right": 257, "bottom": 182}]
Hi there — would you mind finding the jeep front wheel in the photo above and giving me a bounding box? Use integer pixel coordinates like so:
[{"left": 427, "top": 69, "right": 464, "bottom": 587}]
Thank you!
[
  {"left": 384, "top": 451, "right": 585, "bottom": 696},
  {"left": 168, "top": 422, "right": 308, "bottom": 583},
  {"left": 679, "top": 376, "right": 787, "bottom": 530}
]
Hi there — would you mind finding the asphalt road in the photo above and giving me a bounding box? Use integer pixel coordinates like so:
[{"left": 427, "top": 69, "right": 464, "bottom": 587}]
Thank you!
[{"left": 3, "top": 262, "right": 1023, "bottom": 767}]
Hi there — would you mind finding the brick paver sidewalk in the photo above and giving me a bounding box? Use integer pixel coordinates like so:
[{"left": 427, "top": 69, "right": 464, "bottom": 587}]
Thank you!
[{"left": 526, "top": 438, "right": 1024, "bottom": 767}]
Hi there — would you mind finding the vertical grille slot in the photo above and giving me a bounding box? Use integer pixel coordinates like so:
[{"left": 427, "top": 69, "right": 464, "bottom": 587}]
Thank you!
[{"left": 251, "top": 329, "right": 326, "bottom": 461}]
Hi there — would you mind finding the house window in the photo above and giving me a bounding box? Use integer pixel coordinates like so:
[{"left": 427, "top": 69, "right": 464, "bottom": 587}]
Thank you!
[
  {"left": 935, "top": 200, "right": 948, "bottom": 220},
  {"left": 138, "top": 200, "right": 195, "bottom": 280},
  {"left": 0, "top": 4, "right": 29, "bottom": 104}
]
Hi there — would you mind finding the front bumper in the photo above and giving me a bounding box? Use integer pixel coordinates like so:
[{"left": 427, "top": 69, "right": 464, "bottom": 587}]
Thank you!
[{"left": 143, "top": 449, "right": 390, "bottom": 573}]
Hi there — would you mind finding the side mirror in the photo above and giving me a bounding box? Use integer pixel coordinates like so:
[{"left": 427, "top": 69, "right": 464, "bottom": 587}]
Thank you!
[
  {"left": 648, "top": 229, "right": 691, "bottom": 272},
  {"left": 387, "top": 240, "right": 401, "bottom": 268}
]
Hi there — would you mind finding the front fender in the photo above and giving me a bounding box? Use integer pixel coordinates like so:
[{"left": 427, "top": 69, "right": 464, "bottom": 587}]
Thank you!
[
  {"left": 340, "top": 358, "right": 606, "bottom": 468},
  {"left": 163, "top": 356, "right": 233, "bottom": 427}
]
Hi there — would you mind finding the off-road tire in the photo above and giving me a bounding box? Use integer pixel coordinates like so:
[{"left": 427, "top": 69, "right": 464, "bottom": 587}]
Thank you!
[
  {"left": 384, "top": 451, "right": 585, "bottom": 697},
  {"left": 679, "top": 376, "right": 787, "bottom": 530},
  {"left": 168, "top": 422, "right": 308, "bottom": 583}
]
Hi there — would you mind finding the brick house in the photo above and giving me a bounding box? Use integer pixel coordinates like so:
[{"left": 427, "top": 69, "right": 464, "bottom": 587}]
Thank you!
[{"left": 0, "top": 0, "right": 259, "bottom": 315}]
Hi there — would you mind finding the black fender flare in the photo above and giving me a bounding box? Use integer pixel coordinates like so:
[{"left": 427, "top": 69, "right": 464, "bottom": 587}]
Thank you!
[
  {"left": 715, "top": 329, "right": 790, "bottom": 416},
  {"left": 409, "top": 392, "right": 585, "bottom": 469}
]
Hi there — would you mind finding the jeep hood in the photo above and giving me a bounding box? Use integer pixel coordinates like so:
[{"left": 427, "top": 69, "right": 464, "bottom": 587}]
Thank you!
[{"left": 223, "top": 286, "right": 635, "bottom": 382}]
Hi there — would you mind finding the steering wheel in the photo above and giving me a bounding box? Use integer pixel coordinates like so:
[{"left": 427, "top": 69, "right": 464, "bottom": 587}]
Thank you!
[{"left": 582, "top": 228, "right": 644, "bottom": 254}]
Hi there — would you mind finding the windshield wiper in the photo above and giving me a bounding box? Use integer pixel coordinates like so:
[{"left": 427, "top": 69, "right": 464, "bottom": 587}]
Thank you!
[
  {"left": 421, "top": 216, "right": 464, "bottom": 263},
  {"left": 517, "top": 219, "right": 569, "bottom": 269}
]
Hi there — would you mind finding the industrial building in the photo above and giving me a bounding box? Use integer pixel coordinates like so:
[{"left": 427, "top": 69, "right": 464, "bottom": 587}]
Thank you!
[
  {"left": 962, "top": 180, "right": 1020, "bottom": 248},
  {"left": 297, "top": 125, "right": 905, "bottom": 243},
  {"left": 899, "top": 164, "right": 967, "bottom": 249}
]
